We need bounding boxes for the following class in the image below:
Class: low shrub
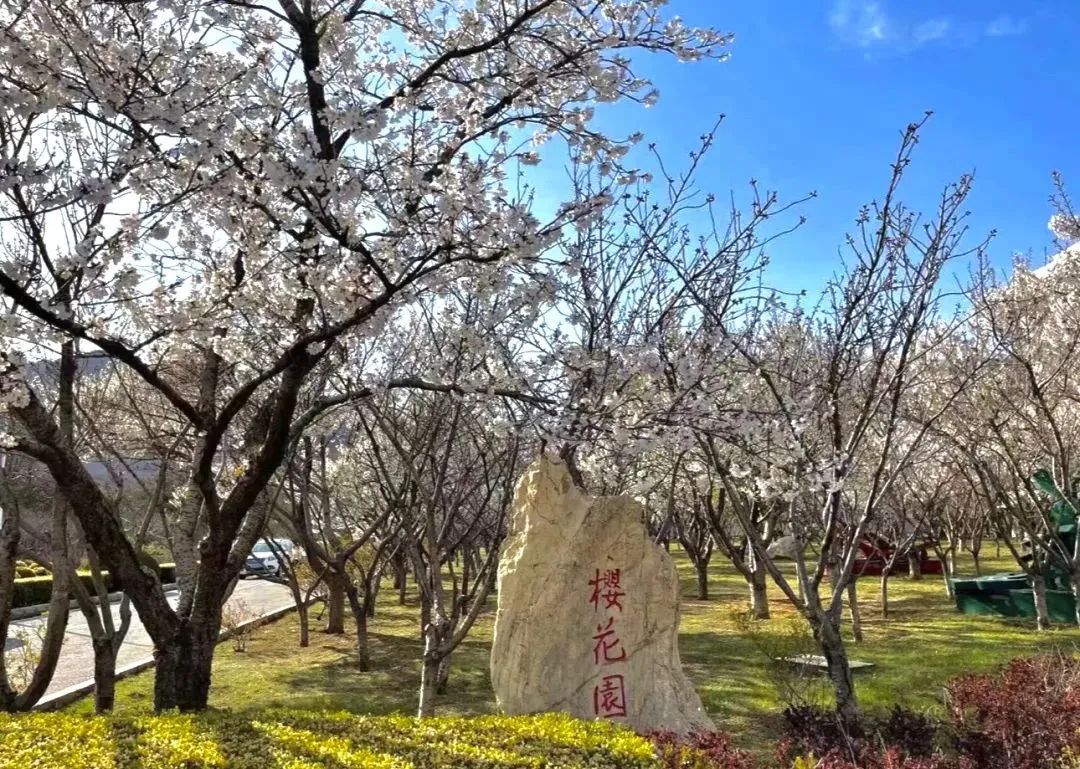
[945,652,1080,769]
[11,575,55,607]
[780,705,866,759]
[221,598,259,652]
[873,706,940,759]
[11,571,119,608]
[788,748,971,769]
[160,562,177,584]
[779,705,954,769]
[647,729,756,769]
[0,710,660,769]
[11,563,176,609]
[14,559,48,579]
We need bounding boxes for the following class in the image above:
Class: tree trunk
[419,595,431,634]
[345,585,370,672]
[1031,573,1051,631]
[880,571,890,618]
[1072,571,1080,628]
[908,554,922,580]
[971,549,982,577]
[298,602,310,648]
[694,559,709,600]
[355,607,370,671]
[417,647,440,717]
[394,557,408,605]
[92,638,117,713]
[846,581,863,643]
[812,611,859,726]
[941,552,955,599]
[325,575,346,634]
[749,565,770,619]
[436,651,452,694]
[153,624,216,711]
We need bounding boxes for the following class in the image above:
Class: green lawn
[70,548,1080,755]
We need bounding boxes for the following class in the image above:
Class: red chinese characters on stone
[593,674,627,718]
[588,568,625,612]
[592,617,627,664]
[588,566,629,719]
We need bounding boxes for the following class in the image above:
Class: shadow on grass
[244,631,498,717]
[202,716,282,769]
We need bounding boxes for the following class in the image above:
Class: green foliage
[65,549,1080,761]
[159,562,177,584]
[142,543,174,563]
[0,710,659,769]
[11,575,59,607]
[14,559,49,578]
[10,563,177,608]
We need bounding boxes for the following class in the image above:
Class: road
[4,578,293,700]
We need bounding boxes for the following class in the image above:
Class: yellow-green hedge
[10,563,177,609]
[0,710,659,769]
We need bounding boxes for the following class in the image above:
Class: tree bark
[417,639,441,717]
[908,554,922,580]
[345,583,370,671]
[325,574,346,634]
[298,602,310,648]
[92,638,117,713]
[940,551,955,599]
[365,586,377,618]
[355,609,370,671]
[1071,571,1080,628]
[749,565,770,619]
[694,559,709,600]
[436,651,452,694]
[394,554,408,605]
[153,623,216,711]
[971,549,982,577]
[1031,573,1051,631]
[846,581,863,643]
[811,611,859,726]
[880,571,890,618]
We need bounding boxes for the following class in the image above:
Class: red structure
[850,534,943,577]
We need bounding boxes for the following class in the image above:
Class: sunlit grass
[70,546,1080,756]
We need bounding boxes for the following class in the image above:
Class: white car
[242,538,294,578]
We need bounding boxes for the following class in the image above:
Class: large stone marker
[490,455,714,734]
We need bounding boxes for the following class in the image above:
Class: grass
[69,547,1080,756]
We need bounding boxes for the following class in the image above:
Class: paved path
[5,578,292,698]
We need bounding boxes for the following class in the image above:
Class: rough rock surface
[490,455,714,734]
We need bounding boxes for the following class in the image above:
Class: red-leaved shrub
[806,747,971,769]
[945,652,1080,769]
[647,729,757,769]
[779,705,941,763]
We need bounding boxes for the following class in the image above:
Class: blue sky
[590,0,1080,292]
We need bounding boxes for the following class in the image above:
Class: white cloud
[829,0,890,47]
[913,17,951,44]
[829,1,956,52]
[985,15,1027,37]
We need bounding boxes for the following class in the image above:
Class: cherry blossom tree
[941,212,1080,626]
[669,119,989,724]
[0,0,728,710]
